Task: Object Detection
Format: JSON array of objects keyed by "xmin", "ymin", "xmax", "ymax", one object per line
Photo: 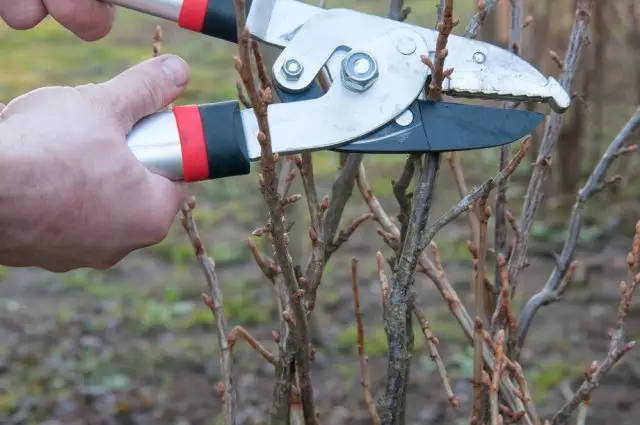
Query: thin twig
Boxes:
[
  {"xmin": 419, "ymin": 138, "xmax": 531, "ymax": 252},
  {"xmin": 414, "ymin": 299, "xmax": 459, "ymax": 408},
  {"xmin": 550, "ymin": 231, "xmax": 640, "ymax": 425},
  {"xmin": 228, "ymin": 326, "xmax": 278, "ymax": 366},
  {"xmin": 377, "ymin": 251, "xmax": 390, "ymax": 308},
  {"xmin": 507, "ymin": 0, "xmax": 595, "ymax": 295},
  {"xmin": 427, "ymin": 0, "xmax": 457, "ymax": 101},
  {"xmin": 471, "ymin": 316, "xmax": 485, "ymax": 425},
  {"xmin": 464, "ymin": 0, "xmax": 500, "ymax": 39},
  {"xmin": 351, "ymin": 258, "xmax": 381, "ymax": 425},
  {"xmin": 513, "ymin": 107, "xmax": 640, "ymax": 361},
  {"xmin": 490, "ymin": 330, "xmax": 506, "ymax": 425},
  {"xmin": 181, "ymin": 198, "xmax": 236, "ymax": 425}
]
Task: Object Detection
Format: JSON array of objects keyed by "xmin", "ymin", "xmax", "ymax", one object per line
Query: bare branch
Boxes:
[
  {"xmin": 228, "ymin": 326, "xmax": 278, "ymax": 366},
  {"xmin": 351, "ymin": 258, "xmax": 381, "ymax": 425},
  {"xmin": 358, "ymin": 150, "xmax": 530, "ymax": 416},
  {"xmin": 379, "ymin": 151, "xmax": 441, "ymax": 425},
  {"xmin": 490, "ymin": 330, "xmax": 506, "ymax": 425},
  {"xmin": 464, "ymin": 0, "xmax": 500, "ymax": 39},
  {"xmin": 181, "ymin": 197, "xmax": 236, "ymax": 425},
  {"xmin": 413, "ymin": 300, "xmax": 459, "ymax": 408},
  {"xmin": 550, "ymin": 233, "xmax": 640, "ymax": 425},
  {"xmin": 427, "ymin": 0, "xmax": 457, "ymax": 101},
  {"xmin": 471, "ymin": 316, "xmax": 485, "ymax": 425},
  {"xmin": 419, "ymin": 138, "xmax": 531, "ymax": 252},
  {"xmin": 513, "ymin": 107, "xmax": 640, "ymax": 361},
  {"xmin": 232, "ymin": 1, "xmax": 315, "ymax": 423},
  {"xmin": 507, "ymin": 0, "xmax": 595, "ymax": 294}
]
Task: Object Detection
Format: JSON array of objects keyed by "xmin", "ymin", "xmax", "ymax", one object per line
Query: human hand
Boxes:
[
  {"xmin": 0, "ymin": 54, "xmax": 190, "ymax": 272},
  {"xmin": 0, "ymin": 0, "xmax": 115, "ymax": 41}
]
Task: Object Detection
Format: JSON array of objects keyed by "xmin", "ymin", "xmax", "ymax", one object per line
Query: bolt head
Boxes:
[
  {"xmin": 282, "ymin": 59, "xmax": 303, "ymax": 80},
  {"xmin": 341, "ymin": 50, "xmax": 379, "ymax": 93}
]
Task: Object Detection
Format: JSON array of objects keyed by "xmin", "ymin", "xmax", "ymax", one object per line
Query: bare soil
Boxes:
[{"xmin": 2, "ymin": 163, "xmax": 639, "ymax": 425}]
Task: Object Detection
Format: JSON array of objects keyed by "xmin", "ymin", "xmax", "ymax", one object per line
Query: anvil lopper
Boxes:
[{"xmin": 103, "ymin": 0, "xmax": 572, "ymax": 182}]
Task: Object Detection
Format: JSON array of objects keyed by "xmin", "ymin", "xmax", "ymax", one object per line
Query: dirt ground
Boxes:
[{"xmin": 1, "ymin": 159, "xmax": 640, "ymax": 425}]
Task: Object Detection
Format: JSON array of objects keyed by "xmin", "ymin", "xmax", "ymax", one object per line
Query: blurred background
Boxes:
[{"xmin": 1, "ymin": 1, "xmax": 639, "ymax": 424}]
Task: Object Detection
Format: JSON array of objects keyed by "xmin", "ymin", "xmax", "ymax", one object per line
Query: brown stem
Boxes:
[
  {"xmin": 181, "ymin": 198, "xmax": 236, "ymax": 425},
  {"xmin": 427, "ymin": 0, "xmax": 457, "ymax": 102},
  {"xmin": 228, "ymin": 326, "xmax": 278, "ymax": 366},
  {"xmin": 232, "ymin": 1, "xmax": 315, "ymax": 423},
  {"xmin": 351, "ymin": 258, "xmax": 381, "ymax": 425},
  {"xmin": 513, "ymin": 107, "xmax": 640, "ymax": 361},
  {"xmin": 413, "ymin": 301, "xmax": 459, "ymax": 408},
  {"xmin": 550, "ymin": 237, "xmax": 639, "ymax": 425},
  {"xmin": 471, "ymin": 317, "xmax": 485, "ymax": 424},
  {"xmin": 506, "ymin": 0, "xmax": 595, "ymax": 296},
  {"xmin": 490, "ymin": 330, "xmax": 506, "ymax": 425},
  {"xmin": 379, "ymin": 152, "xmax": 441, "ymax": 425}
]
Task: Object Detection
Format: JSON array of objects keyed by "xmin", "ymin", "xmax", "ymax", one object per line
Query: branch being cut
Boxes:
[
  {"xmin": 232, "ymin": 1, "xmax": 315, "ymax": 424},
  {"xmin": 358, "ymin": 141, "xmax": 532, "ymax": 416},
  {"xmin": 550, "ymin": 224, "xmax": 640, "ymax": 425},
  {"xmin": 379, "ymin": 150, "xmax": 441, "ymax": 425},
  {"xmin": 181, "ymin": 198, "xmax": 236, "ymax": 425},
  {"xmin": 512, "ymin": 107, "xmax": 640, "ymax": 361},
  {"xmin": 427, "ymin": 0, "xmax": 456, "ymax": 101},
  {"xmin": 507, "ymin": 0, "xmax": 595, "ymax": 294}
]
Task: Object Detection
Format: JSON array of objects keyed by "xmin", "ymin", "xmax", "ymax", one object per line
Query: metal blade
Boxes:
[
  {"xmin": 419, "ymin": 101, "xmax": 543, "ymax": 151},
  {"xmin": 333, "ymin": 100, "xmax": 543, "ymax": 153},
  {"xmin": 247, "ymin": 0, "xmax": 323, "ymax": 47}
]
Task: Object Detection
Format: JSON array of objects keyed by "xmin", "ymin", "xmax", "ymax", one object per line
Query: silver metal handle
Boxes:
[
  {"xmin": 127, "ymin": 111, "xmax": 185, "ymax": 181},
  {"xmin": 103, "ymin": 0, "xmax": 183, "ymax": 21}
]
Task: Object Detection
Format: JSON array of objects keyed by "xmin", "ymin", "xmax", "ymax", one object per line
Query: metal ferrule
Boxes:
[
  {"xmin": 106, "ymin": 0, "xmax": 184, "ymax": 21},
  {"xmin": 126, "ymin": 111, "xmax": 184, "ymax": 181}
]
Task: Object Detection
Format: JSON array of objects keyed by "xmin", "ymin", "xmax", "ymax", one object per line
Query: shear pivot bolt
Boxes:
[
  {"xmin": 282, "ymin": 59, "xmax": 303, "ymax": 80},
  {"xmin": 341, "ymin": 50, "xmax": 379, "ymax": 93},
  {"xmin": 397, "ymin": 37, "xmax": 417, "ymax": 55},
  {"xmin": 473, "ymin": 51, "xmax": 486, "ymax": 64}
]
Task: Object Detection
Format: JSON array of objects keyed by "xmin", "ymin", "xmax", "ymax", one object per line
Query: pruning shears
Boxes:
[{"xmin": 104, "ymin": 0, "xmax": 571, "ymax": 182}]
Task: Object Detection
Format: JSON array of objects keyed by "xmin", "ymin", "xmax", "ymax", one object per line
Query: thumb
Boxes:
[{"xmin": 96, "ymin": 54, "xmax": 190, "ymax": 131}]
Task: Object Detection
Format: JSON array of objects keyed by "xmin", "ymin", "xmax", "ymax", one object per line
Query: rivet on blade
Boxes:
[
  {"xmin": 395, "ymin": 110, "xmax": 414, "ymax": 126},
  {"xmin": 396, "ymin": 37, "xmax": 417, "ymax": 55},
  {"xmin": 473, "ymin": 51, "xmax": 486, "ymax": 64}
]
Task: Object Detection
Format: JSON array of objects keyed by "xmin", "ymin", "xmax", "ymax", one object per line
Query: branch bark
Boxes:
[
  {"xmin": 232, "ymin": 2, "xmax": 315, "ymax": 423},
  {"xmin": 506, "ymin": 0, "xmax": 595, "ymax": 295},
  {"xmin": 550, "ymin": 222, "xmax": 640, "ymax": 425},
  {"xmin": 512, "ymin": 107, "xmax": 640, "ymax": 361},
  {"xmin": 181, "ymin": 198, "xmax": 236, "ymax": 425}
]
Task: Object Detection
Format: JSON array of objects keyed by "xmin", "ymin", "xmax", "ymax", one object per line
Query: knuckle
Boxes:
[
  {"xmin": 1, "ymin": 8, "xmax": 46, "ymax": 29},
  {"xmin": 44, "ymin": 0, "xmax": 112, "ymax": 41}
]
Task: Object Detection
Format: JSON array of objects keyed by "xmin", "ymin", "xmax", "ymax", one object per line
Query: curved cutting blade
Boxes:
[
  {"xmin": 419, "ymin": 101, "xmax": 544, "ymax": 151},
  {"xmin": 333, "ymin": 100, "xmax": 544, "ymax": 153}
]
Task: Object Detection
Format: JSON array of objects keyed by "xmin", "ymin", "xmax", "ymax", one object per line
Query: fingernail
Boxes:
[{"xmin": 161, "ymin": 55, "xmax": 189, "ymax": 87}]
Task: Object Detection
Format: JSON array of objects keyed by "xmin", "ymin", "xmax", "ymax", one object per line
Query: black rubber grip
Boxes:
[
  {"xmin": 198, "ymin": 101, "xmax": 251, "ymax": 179},
  {"xmin": 201, "ymin": 0, "xmax": 253, "ymax": 43}
]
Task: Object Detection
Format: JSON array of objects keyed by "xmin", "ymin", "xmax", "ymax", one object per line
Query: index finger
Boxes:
[{"xmin": 42, "ymin": 0, "xmax": 115, "ymax": 41}]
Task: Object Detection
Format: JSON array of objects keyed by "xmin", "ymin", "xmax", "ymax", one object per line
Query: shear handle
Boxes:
[{"xmin": 103, "ymin": 0, "xmax": 252, "ymax": 43}]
